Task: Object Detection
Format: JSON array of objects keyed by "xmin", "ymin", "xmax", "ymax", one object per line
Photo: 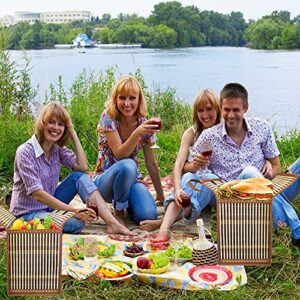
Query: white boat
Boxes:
[{"xmin": 54, "ymin": 44, "xmax": 75, "ymax": 49}]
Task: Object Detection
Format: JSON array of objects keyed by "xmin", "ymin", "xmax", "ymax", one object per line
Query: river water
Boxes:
[{"xmin": 10, "ymin": 47, "xmax": 300, "ymax": 135}]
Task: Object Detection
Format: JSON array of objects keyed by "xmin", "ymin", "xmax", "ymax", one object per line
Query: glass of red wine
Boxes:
[
  {"xmin": 198, "ymin": 142, "xmax": 212, "ymax": 173},
  {"xmin": 149, "ymin": 117, "xmax": 162, "ymax": 149}
]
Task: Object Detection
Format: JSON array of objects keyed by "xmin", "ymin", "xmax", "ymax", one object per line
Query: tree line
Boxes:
[{"xmin": 1, "ymin": 1, "xmax": 300, "ymax": 50}]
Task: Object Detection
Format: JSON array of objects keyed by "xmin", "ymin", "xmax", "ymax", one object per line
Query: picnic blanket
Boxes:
[
  {"xmin": 143, "ymin": 175, "xmax": 174, "ymax": 199},
  {"xmin": 62, "ymin": 234, "xmax": 247, "ymax": 291}
]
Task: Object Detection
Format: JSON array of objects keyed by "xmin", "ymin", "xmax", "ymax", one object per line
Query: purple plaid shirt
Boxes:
[
  {"xmin": 10, "ymin": 135, "xmax": 76, "ymax": 217},
  {"xmin": 188, "ymin": 117, "xmax": 280, "ymax": 181}
]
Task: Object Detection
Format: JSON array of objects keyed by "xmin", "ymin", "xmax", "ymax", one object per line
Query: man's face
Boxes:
[{"xmin": 221, "ymin": 97, "xmax": 247, "ymax": 130}]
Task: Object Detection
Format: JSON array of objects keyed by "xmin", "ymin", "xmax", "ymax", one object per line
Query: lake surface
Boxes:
[{"xmin": 10, "ymin": 47, "xmax": 300, "ymax": 135}]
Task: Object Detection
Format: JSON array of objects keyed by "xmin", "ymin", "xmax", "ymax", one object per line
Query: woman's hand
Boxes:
[
  {"xmin": 188, "ymin": 153, "xmax": 210, "ymax": 173},
  {"xmin": 134, "ymin": 119, "xmax": 160, "ymax": 137},
  {"xmin": 75, "ymin": 208, "xmax": 97, "ymax": 222},
  {"xmin": 262, "ymin": 160, "xmax": 273, "ymax": 179},
  {"xmin": 174, "ymin": 188, "xmax": 187, "ymax": 209}
]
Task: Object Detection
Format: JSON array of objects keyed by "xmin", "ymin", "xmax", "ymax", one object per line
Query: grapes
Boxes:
[
  {"xmin": 125, "ymin": 243, "xmax": 143, "ymax": 254},
  {"xmin": 148, "ymin": 252, "xmax": 169, "ymax": 269}
]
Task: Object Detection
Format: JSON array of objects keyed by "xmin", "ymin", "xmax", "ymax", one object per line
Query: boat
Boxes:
[{"xmin": 54, "ymin": 44, "xmax": 75, "ymax": 49}]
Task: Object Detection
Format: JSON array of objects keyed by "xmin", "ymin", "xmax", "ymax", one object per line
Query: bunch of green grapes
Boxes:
[
  {"xmin": 165, "ymin": 246, "xmax": 176, "ymax": 257},
  {"xmin": 149, "ymin": 252, "xmax": 169, "ymax": 269},
  {"xmin": 177, "ymin": 245, "xmax": 192, "ymax": 258}
]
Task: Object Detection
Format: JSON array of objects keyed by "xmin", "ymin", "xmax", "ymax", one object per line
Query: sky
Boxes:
[{"xmin": 0, "ymin": 0, "xmax": 299, "ymax": 20}]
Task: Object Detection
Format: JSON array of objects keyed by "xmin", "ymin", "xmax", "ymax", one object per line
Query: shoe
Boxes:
[{"xmin": 292, "ymin": 238, "xmax": 300, "ymax": 250}]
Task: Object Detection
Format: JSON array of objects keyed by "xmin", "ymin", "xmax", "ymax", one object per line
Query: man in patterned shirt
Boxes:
[{"xmin": 187, "ymin": 83, "xmax": 300, "ymax": 249}]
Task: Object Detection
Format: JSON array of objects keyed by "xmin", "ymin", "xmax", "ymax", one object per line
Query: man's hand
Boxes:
[
  {"xmin": 189, "ymin": 153, "xmax": 210, "ymax": 173},
  {"xmin": 262, "ymin": 160, "xmax": 273, "ymax": 179}
]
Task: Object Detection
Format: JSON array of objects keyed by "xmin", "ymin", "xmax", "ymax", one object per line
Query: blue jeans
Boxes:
[
  {"xmin": 164, "ymin": 171, "xmax": 218, "ymax": 221},
  {"xmin": 22, "ymin": 172, "xmax": 97, "ymax": 233},
  {"xmin": 236, "ymin": 164, "xmax": 300, "ymax": 240},
  {"xmin": 93, "ymin": 159, "xmax": 157, "ymax": 223}
]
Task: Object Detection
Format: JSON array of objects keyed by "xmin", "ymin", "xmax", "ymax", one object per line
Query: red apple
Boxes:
[
  {"xmin": 137, "ymin": 257, "xmax": 149, "ymax": 269},
  {"xmin": 147, "ymin": 260, "xmax": 153, "ymax": 269}
]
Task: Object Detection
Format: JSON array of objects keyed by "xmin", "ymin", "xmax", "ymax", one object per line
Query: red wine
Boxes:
[
  {"xmin": 149, "ymin": 117, "xmax": 162, "ymax": 130},
  {"xmin": 181, "ymin": 194, "xmax": 191, "ymax": 208},
  {"xmin": 87, "ymin": 204, "xmax": 98, "ymax": 216},
  {"xmin": 0, "ymin": 226, "xmax": 5, "ymax": 232},
  {"xmin": 201, "ymin": 150, "xmax": 212, "ymax": 157}
]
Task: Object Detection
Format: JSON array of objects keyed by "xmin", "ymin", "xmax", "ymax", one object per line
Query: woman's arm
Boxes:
[
  {"xmin": 32, "ymin": 189, "xmax": 96, "ymax": 221},
  {"xmin": 107, "ymin": 119, "xmax": 158, "ymax": 160},
  {"xmin": 70, "ymin": 128, "xmax": 88, "ymax": 172},
  {"xmin": 143, "ymin": 144, "xmax": 165, "ymax": 203}
]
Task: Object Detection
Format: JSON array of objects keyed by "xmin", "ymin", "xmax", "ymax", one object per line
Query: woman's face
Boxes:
[
  {"xmin": 43, "ymin": 116, "xmax": 65, "ymax": 144},
  {"xmin": 197, "ymin": 102, "xmax": 218, "ymax": 129},
  {"xmin": 116, "ymin": 90, "xmax": 139, "ymax": 118}
]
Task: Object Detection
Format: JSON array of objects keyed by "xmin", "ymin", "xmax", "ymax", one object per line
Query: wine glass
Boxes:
[
  {"xmin": 198, "ymin": 142, "xmax": 212, "ymax": 174},
  {"xmin": 171, "ymin": 232, "xmax": 183, "ymax": 264},
  {"xmin": 149, "ymin": 117, "xmax": 162, "ymax": 149}
]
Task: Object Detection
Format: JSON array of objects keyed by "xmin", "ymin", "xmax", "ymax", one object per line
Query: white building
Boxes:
[
  {"xmin": 0, "ymin": 15, "xmax": 14, "ymax": 26},
  {"xmin": 14, "ymin": 11, "xmax": 41, "ymax": 24},
  {"xmin": 0, "ymin": 10, "xmax": 92, "ymax": 25},
  {"xmin": 40, "ymin": 11, "xmax": 91, "ymax": 24}
]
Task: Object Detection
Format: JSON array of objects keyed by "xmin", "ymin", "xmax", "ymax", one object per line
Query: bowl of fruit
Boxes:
[
  {"xmin": 123, "ymin": 243, "xmax": 144, "ymax": 257},
  {"xmin": 165, "ymin": 244, "xmax": 193, "ymax": 263},
  {"xmin": 136, "ymin": 252, "xmax": 170, "ymax": 274},
  {"xmin": 149, "ymin": 230, "xmax": 171, "ymax": 252}
]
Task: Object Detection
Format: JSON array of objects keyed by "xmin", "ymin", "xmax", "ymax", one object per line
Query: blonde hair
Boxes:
[
  {"xmin": 35, "ymin": 102, "xmax": 73, "ymax": 147},
  {"xmin": 105, "ymin": 75, "xmax": 147, "ymax": 119},
  {"xmin": 192, "ymin": 89, "xmax": 221, "ymax": 140}
]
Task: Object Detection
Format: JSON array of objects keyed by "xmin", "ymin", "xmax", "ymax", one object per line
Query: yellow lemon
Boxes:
[{"xmin": 12, "ymin": 219, "xmax": 24, "ymax": 230}]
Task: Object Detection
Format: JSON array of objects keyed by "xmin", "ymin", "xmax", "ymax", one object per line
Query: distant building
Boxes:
[
  {"xmin": 40, "ymin": 11, "xmax": 91, "ymax": 24},
  {"xmin": 72, "ymin": 34, "xmax": 93, "ymax": 47},
  {"xmin": 0, "ymin": 10, "xmax": 91, "ymax": 26},
  {"xmin": 0, "ymin": 15, "xmax": 14, "ymax": 26}
]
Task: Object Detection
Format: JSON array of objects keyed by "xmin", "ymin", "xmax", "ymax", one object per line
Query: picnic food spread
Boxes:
[{"xmin": 218, "ymin": 177, "xmax": 274, "ymax": 200}]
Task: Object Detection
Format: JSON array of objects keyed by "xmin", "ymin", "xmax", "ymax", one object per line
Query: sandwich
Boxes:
[
  {"xmin": 243, "ymin": 177, "xmax": 273, "ymax": 189},
  {"xmin": 218, "ymin": 180, "xmax": 241, "ymax": 197},
  {"xmin": 230, "ymin": 181, "xmax": 274, "ymax": 200}
]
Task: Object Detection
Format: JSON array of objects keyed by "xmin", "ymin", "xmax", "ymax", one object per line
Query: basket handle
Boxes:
[
  {"xmin": 188, "ymin": 178, "xmax": 224, "ymax": 192},
  {"xmin": 0, "ymin": 206, "xmax": 16, "ymax": 229},
  {"xmin": 48, "ymin": 210, "xmax": 76, "ymax": 229}
]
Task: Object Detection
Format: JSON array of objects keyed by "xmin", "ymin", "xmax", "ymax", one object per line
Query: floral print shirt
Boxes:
[{"xmin": 94, "ymin": 110, "xmax": 155, "ymax": 177}]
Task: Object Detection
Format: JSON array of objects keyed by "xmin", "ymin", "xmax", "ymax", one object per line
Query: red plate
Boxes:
[{"xmin": 188, "ymin": 265, "xmax": 232, "ymax": 286}]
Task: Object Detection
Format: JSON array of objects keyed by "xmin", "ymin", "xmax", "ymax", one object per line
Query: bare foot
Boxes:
[
  {"xmin": 140, "ymin": 219, "xmax": 163, "ymax": 232},
  {"xmin": 114, "ymin": 210, "xmax": 126, "ymax": 227},
  {"xmin": 106, "ymin": 222, "xmax": 135, "ymax": 236}
]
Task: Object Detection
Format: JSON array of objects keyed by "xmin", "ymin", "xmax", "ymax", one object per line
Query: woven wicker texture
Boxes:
[
  {"xmin": 192, "ymin": 246, "xmax": 218, "ymax": 266},
  {"xmin": 7, "ymin": 230, "xmax": 62, "ymax": 296},
  {"xmin": 0, "ymin": 206, "xmax": 16, "ymax": 229},
  {"xmin": 48, "ymin": 210, "xmax": 75, "ymax": 228}
]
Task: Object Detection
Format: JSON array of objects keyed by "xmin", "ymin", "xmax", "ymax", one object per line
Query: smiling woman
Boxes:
[
  {"xmin": 91, "ymin": 75, "xmax": 165, "ymax": 227},
  {"xmin": 9, "ymin": 102, "xmax": 133, "ymax": 236}
]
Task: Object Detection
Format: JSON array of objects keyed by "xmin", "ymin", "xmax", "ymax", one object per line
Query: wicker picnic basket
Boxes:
[
  {"xmin": 190, "ymin": 174, "xmax": 299, "ymax": 266},
  {"xmin": 0, "ymin": 206, "xmax": 74, "ymax": 296}
]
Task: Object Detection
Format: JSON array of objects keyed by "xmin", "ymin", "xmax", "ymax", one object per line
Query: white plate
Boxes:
[{"xmin": 168, "ymin": 256, "xmax": 192, "ymax": 263}]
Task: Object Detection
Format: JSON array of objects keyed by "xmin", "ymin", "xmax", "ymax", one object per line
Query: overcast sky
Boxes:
[{"xmin": 1, "ymin": 0, "xmax": 299, "ymax": 20}]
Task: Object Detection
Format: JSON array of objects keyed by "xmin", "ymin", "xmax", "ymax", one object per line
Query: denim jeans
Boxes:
[
  {"xmin": 93, "ymin": 159, "xmax": 157, "ymax": 223},
  {"xmin": 236, "ymin": 164, "xmax": 300, "ymax": 240},
  {"xmin": 21, "ymin": 172, "xmax": 97, "ymax": 233},
  {"xmin": 164, "ymin": 171, "xmax": 218, "ymax": 221}
]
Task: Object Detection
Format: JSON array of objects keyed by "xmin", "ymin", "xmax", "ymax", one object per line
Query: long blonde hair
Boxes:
[
  {"xmin": 35, "ymin": 102, "xmax": 73, "ymax": 147},
  {"xmin": 105, "ymin": 75, "xmax": 147, "ymax": 120},
  {"xmin": 192, "ymin": 89, "xmax": 221, "ymax": 140}
]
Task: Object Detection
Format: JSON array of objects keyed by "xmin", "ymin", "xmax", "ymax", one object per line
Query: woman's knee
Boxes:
[
  {"xmin": 63, "ymin": 217, "xmax": 85, "ymax": 234},
  {"xmin": 118, "ymin": 159, "xmax": 138, "ymax": 177},
  {"xmin": 69, "ymin": 171, "xmax": 86, "ymax": 182},
  {"xmin": 239, "ymin": 166, "xmax": 263, "ymax": 179}
]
